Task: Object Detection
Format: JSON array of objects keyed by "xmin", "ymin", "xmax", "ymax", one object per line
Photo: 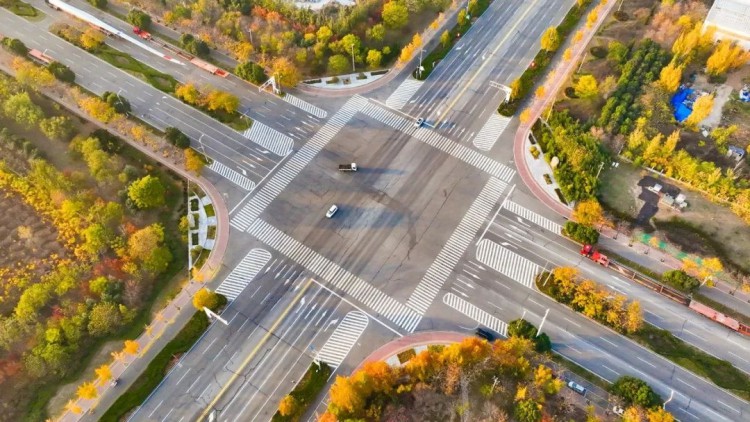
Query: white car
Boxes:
[
  {"xmin": 415, "ymin": 117, "xmax": 424, "ymax": 127},
  {"xmin": 325, "ymin": 205, "xmax": 339, "ymax": 218},
  {"xmin": 567, "ymin": 380, "xmax": 586, "ymax": 395},
  {"xmin": 612, "ymin": 406, "xmax": 625, "ymax": 416}
]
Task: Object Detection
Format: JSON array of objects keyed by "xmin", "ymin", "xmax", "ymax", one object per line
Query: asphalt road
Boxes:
[{"xmin": 6, "ymin": 0, "xmax": 750, "ymax": 420}]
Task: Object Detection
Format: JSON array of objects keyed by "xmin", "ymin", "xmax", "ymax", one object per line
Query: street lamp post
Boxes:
[{"xmin": 351, "ymin": 44, "xmax": 355, "ymax": 73}]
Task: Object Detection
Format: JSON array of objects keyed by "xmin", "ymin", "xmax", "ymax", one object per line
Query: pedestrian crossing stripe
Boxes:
[
  {"xmin": 247, "ymin": 219, "xmax": 422, "ymax": 332},
  {"xmin": 315, "ymin": 311, "xmax": 369, "ymax": 368},
  {"xmin": 385, "ymin": 78, "xmax": 423, "ymax": 110},
  {"xmin": 360, "ymin": 102, "xmax": 516, "ymax": 183},
  {"xmin": 283, "ymin": 93, "xmax": 327, "ymax": 119},
  {"xmin": 472, "ymin": 113, "xmax": 511, "ymax": 151},
  {"xmin": 231, "ymin": 96, "xmax": 367, "ymax": 232},
  {"xmin": 242, "ymin": 121, "xmax": 294, "ymax": 157},
  {"xmin": 443, "ymin": 293, "xmax": 508, "ymax": 337},
  {"xmin": 407, "ymin": 178, "xmax": 507, "ymax": 315},
  {"xmin": 475, "ymin": 239, "xmax": 540, "ymax": 289},
  {"xmin": 503, "ymin": 200, "xmax": 563, "ymax": 235},
  {"xmin": 215, "ymin": 248, "xmax": 272, "ymax": 300},
  {"xmin": 207, "ymin": 160, "xmax": 256, "ymax": 191}
]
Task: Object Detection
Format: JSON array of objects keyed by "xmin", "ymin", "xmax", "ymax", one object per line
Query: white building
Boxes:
[{"xmin": 703, "ymin": 0, "xmax": 750, "ymax": 50}]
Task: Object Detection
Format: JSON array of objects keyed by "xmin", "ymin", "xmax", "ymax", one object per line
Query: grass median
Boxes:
[
  {"xmin": 271, "ymin": 362, "xmax": 331, "ymax": 422},
  {"xmin": 100, "ymin": 295, "xmax": 227, "ymax": 421}
]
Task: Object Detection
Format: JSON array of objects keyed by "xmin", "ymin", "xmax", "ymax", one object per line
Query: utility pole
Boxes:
[
  {"xmin": 351, "ymin": 43, "xmax": 355, "ymax": 73},
  {"xmin": 537, "ymin": 309, "xmax": 550, "ymax": 336}
]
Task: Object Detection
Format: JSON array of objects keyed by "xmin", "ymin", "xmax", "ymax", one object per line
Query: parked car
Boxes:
[
  {"xmin": 415, "ymin": 117, "xmax": 424, "ymax": 127},
  {"xmin": 567, "ymin": 380, "xmax": 586, "ymax": 395},
  {"xmin": 475, "ymin": 327, "xmax": 495, "ymax": 341},
  {"xmin": 325, "ymin": 205, "xmax": 339, "ymax": 218},
  {"xmin": 612, "ymin": 405, "xmax": 625, "ymax": 416}
]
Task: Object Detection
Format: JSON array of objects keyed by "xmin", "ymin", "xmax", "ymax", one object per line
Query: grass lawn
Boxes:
[
  {"xmin": 2, "ymin": 0, "xmax": 43, "ymax": 20},
  {"xmin": 271, "ymin": 362, "xmax": 332, "ymax": 422},
  {"xmin": 95, "ymin": 45, "xmax": 178, "ymax": 92}
]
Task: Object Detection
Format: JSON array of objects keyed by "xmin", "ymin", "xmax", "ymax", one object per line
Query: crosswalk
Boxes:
[
  {"xmin": 283, "ymin": 93, "xmax": 327, "ymax": 119},
  {"xmin": 503, "ymin": 201, "xmax": 563, "ymax": 235},
  {"xmin": 407, "ymin": 178, "xmax": 507, "ymax": 315},
  {"xmin": 476, "ymin": 239, "xmax": 540, "ymax": 289},
  {"xmin": 231, "ymin": 96, "xmax": 367, "ymax": 232},
  {"xmin": 215, "ymin": 248, "xmax": 272, "ymax": 300},
  {"xmin": 207, "ymin": 160, "xmax": 256, "ymax": 191},
  {"xmin": 315, "ymin": 311, "xmax": 369, "ymax": 368},
  {"xmin": 242, "ymin": 121, "xmax": 294, "ymax": 157},
  {"xmin": 443, "ymin": 293, "xmax": 508, "ymax": 337},
  {"xmin": 472, "ymin": 113, "xmax": 511, "ymax": 151},
  {"xmin": 360, "ymin": 102, "xmax": 516, "ymax": 183},
  {"xmin": 385, "ymin": 78, "xmax": 423, "ymax": 109},
  {"xmin": 247, "ymin": 219, "xmax": 422, "ymax": 332}
]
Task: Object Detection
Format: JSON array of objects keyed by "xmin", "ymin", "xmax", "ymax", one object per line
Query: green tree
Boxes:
[
  {"xmin": 366, "ymin": 23, "xmax": 386, "ymax": 43},
  {"xmin": 48, "ymin": 61, "xmax": 76, "ymax": 83},
  {"xmin": 662, "ymin": 270, "xmax": 699, "ymax": 292},
  {"xmin": 128, "ymin": 223, "xmax": 173, "ymax": 274},
  {"xmin": 180, "ymin": 34, "xmax": 210, "ymax": 58},
  {"xmin": 88, "ymin": 0, "xmax": 106, "ymax": 8},
  {"xmin": 205, "ymin": 90, "xmax": 239, "ymax": 114},
  {"xmin": 610, "ymin": 376, "xmax": 661, "ymax": 408},
  {"xmin": 607, "ymin": 40, "xmax": 629, "ymax": 66},
  {"xmin": 88, "ymin": 302, "xmax": 124, "ymax": 337},
  {"xmin": 102, "ymin": 91, "xmax": 131, "ymax": 114},
  {"xmin": 317, "ymin": 26, "xmax": 333, "ymax": 44},
  {"xmin": 328, "ymin": 54, "xmax": 351, "ymax": 74},
  {"xmin": 39, "ymin": 116, "xmax": 74, "ymax": 142},
  {"xmin": 540, "ymin": 26, "xmax": 560, "ymax": 52},
  {"xmin": 126, "ymin": 9, "xmax": 151, "ymax": 30},
  {"xmin": 440, "ymin": 30, "xmax": 451, "ymax": 48},
  {"xmin": 15, "ymin": 283, "xmax": 52, "ymax": 322},
  {"xmin": 128, "ymin": 175, "xmax": 166, "ymax": 209},
  {"xmin": 235, "ymin": 61, "xmax": 267, "ymax": 84},
  {"xmin": 80, "ymin": 28, "xmax": 106, "ymax": 50},
  {"xmin": 574, "ymin": 75, "xmax": 599, "ymax": 99},
  {"xmin": 79, "ymin": 223, "xmax": 111, "ymax": 257},
  {"xmin": 165, "ymin": 127, "xmax": 191, "ymax": 148},
  {"xmin": 340, "ymin": 34, "xmax": 362, "ymax": 59},
  {"xmin": 2, "ymin": 38, "xmax": 29, "ymax": 56},
  {"xmin": 457, "ymin": 8, "xmax": 468, "ymax": 26},
  {"xmin": 515, "ymin": 399, "xmax": 542, "ymax": 422},
  {"xmin": 366, "ymin": 49, "xmax": 383, "ymax": 69},
  {"xmin": 3, "ymin": 92, "xmax": 44, "ymax": 129},
  {"xmin": 382, "ymin": 1, "xmax": 409, "ymax": 29}
]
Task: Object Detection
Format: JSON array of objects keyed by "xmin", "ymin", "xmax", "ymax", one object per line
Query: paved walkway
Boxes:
[{"xmin": 354, "ymin": 331, "xmax": 469, "ymax": 372}]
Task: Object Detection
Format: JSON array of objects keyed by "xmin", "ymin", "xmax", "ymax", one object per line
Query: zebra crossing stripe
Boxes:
[
  {"xmin": 406, "ymin": 178, "xmax": 507, "ymax": 315},
  {"xmin": 215, "ymin": 248, "xmax": 272, "ymax": 300},
  {"xmin": 472, "ymin": 113, "xmax": 511, "ymax": 151},
  {"xmin": 283, "ymin": 93, "xmax": 327, "ymax": 119},
  {"xmin": 247, "ymin": 219, "xmax": 422, "ymax": 332},
  {"xmin": 503, "ymin": 201, "xmax": 563, "ymax": 235},
  {"xmin": 207, "ymin": 160, "xmax": 256, "ymax": 191},
  {"xmin": 476, "ymin": 239, "xmax": 540, "ymax": 289},
  {"xmin": 315, "ymin": 311, "xmax": 369, "ymax": 368},
  {"xmin": 385, "ymin": 78, "xmax": 423, "ymax": 109},
  {"xmin": 242, "ymin": 122, "xmax": 293, "ymax": 157},
  {"xmin": 231, "ymin": 96, "xmax": 367, "ymax": 232},
  {"xmin": 443, "ymin": 293, "xmax": 508, "ymax": 337},
  {"xmin": 360, "ymin": 102, "xmax": 516, "ymax": 183}
]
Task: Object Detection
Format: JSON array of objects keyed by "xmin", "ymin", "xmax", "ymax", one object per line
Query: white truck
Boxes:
[{"xmin": 338, "ymin": 163, "xmax": 358, "ymax": 172}]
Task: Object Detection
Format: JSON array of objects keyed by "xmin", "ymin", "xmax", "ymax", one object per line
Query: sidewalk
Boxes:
[{"xmin": 0, "ymin": 51, "xmax": 229, "ymax": 421}]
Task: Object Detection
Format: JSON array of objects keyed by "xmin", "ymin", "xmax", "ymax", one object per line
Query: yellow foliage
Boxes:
[
  {"xmin": 80, "ymin": 28, "xmax": 105, "ymax": 50},
  {"xmin": 572, "ymin": 198, "xmax": 604, "ymax": 226},
  {"xmin": 563, "ymin": 48, "xmax": 572, "ymax": 61},
  {"xmin": 658, "ymin": 61, "xmax": 683, "ymax": 92},
  {"xmin": 278, "ymin": 394, "xmax": 297, "ymax": 416},
  {"xmin": 65, "ymin": 400, "xmax": 82, "ymax": 414},
  {"xmin": 184, "ymin": 148, "xmax": 206, "ymax": 175},
  {"xmin": 535, "ymin": 85, "xmax": 545, "ymax": 98},
  {"xmin": 574, "ymin": 30, "xmax": 584, "ymax": 43},
  {"xmin": 684, "ymin": 94, "xmax": 714, "ymax": 128},
  {"xmin": 586, "ymin": 8, "xmax": 598, "ymax": 28},
  {"xmin": 124, "ymin": 339, "xmax": 140, "ymax": 355},
  {"xmin": 574, "ymin": 75, "xmax": 599, "ymax": 99},
  {"xmin": 706, "ymin": 40, "xmax": 750, "ymax": 76},
  {"xmin": 175, "ymin": 83, "xmax": 202, "ymax": 105},
  {"xmin": 95, "ymin": 364, "xmax": 112, "ymax": 383},
  {"xmin": 519, "ymin": 108, "xmax": 532, "ymax": 124},
  {"xmin": 78, "ymin": 97, "xmax": 117, "ymax": 123},
  {"xmin": 11, "ymin": 57, "xmax": 55, "ymax": 89},
  {"xmin": 540, "ymin": 27, "xmax": 560, "ymax": 52},
  {"xmin": 76, "ymin": 382, "xmax": 98, "ymax": 400}
]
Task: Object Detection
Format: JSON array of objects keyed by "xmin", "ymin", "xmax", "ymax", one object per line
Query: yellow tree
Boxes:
[
  {"xmin": 624, "ymin": 301, "xmax": 643, "ymax": 333},
  {"xmin": 175, "ymin": 83, "xmax": 201, "ymax": 105},
  {"xmin": 699, "ymin": 257, "xmax": 723, "ymax": 280},
  {"xmin": 540, "ymin": 27, "xmax": 560, "ymax": 52},
  {"xmin": 574, "ymin": 30, "xmax": 584, "ymax": 43},
  {"xmin": 572, "ymin": 199, "xmax": 604, "ymax": 226},
  {"xmin": 278, "ymin": 394, "xmax": 297, "ymax": 417},
  {"xmin": 192, "ymin": 288, "xmax": 220, "ymax": 310},
  {"xmin": 80, "ymin": 28, "xmax": 105, "ymax": 50},
  {"xmin": 586, "ymin": 8, "xmax": 599, "ymax": 28},
  {"xmin": 658, "ymin": 61, "xmax": 683, "ymax": 92},
  {"xmin": 124, "ymin": 339, "xmax": 140, "ymax": 355},
  {"xmin": 535, "ymin": 85, "xmax": 545, "ymax": 98},
  {"xmin": 574, "ymin": 75, "xmax": 598, "ymax": 99},
  {"xmin": 205, "ymin": 90, "xmax": 239, "ymax": 114},
  {"xmin": 76, "ymin": 382, "xmax": 98, "ymax": 400},
  {"xmin": 681, "ymin": 258, "xmax": 699, "ymax": 275},
  {"xmin": 12, "ymin": 57, "xmax": 55, "ymax": 89},
  {"xmin": 95, "ymin": 364, "xmax": 112, "ymax": 384},
  {"xmin": 685, "ymin": 94, "xmax": 714, "ymax": 128},
  {"xmin": 706, "ymin": 40, "xmax": 750, "ymax": 76},
  {"xmin": 328, "ymin": 375, "xmax": 366, "ymax": 416},
  {"xmin": 647, "ymin": 407, "xmax": 674, "ymax": 422},
  {"xmin": 79, "ymin": 97, "xmax": 117, "ymax": 123},
  {"xmin": 184, "ymin": 148, "xmax": 206, "ymax": 175},
  {"xmin": 533, "ymin": 364, "xmax": 563, "ymax": 395},
  {"xmin": 519, "ymin": 108, "xmax": 532, "ymax": 124},
  {"xmin": 271, "ymin": 57, "xmax": 301, "ymax": 88},
  {"xmin": 65, "ymin": 399, "xmax": 82, "ymax": 414},
  {"xmin": 563, "ymin": 48, "xmax": 573, "ymax": 61},
  {"xmin": 623, "ymin": 406, "xmax": 647, "ymax": 422}
]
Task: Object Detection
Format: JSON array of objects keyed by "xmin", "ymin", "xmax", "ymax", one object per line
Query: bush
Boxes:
[
  {"xmin": 235, "ymin": 61, "xmax": 267, "ymax": 84},
  {"xmin": 590, "ymin": 46, "xmax": 607, "ymax": 59},
  {"xmin": 662, "ymin": 270, "xmax": 699, "ymax": 293},
  {"xmin": 165, "ymin": 127, "xmax": 191, "ymax": 148},
  {"xmin": 529, "ymin": 145, "xmax": 540, "ymax": 159},
  {"xmin": 609, "ymin": 376, "xmax": 662, "ymax": 408},
  {"xmin": 271, "ymin": 362, "xmax": 332, "ymax": 422},
  {"xmin": 507, "ymin": 319, "xmax": 552, "ymax": 353},
  {"xmin": 102, "ymin": 91, "xmax": 131, "ymax": 114},
  {"xmin": 48, "ymin": 61, "xmax": 75, "ymax": 83},
  {"xmin": 2, "ymin": 37, "xmax": 29, "ymax": 56},
  {"xmin": 563, "ymin": 221, "xmax": 599, "ymax": 244},
  {"xmin": 180, "ymin": 33, "xmax": 210, "ymax": 58},
  {"xmin": 88, "ymin": 0, "xmax": 106, "ymax": 8},
  {"xmin": 126, "ymin": 9, "xmax": 151, "ymax": 30},
  {"xmin": 613, "ymin": 11, "xmax": 629, "ymax": 21}
]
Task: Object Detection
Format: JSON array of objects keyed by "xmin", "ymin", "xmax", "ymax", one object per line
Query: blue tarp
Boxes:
[
  {"xmin": 671, "ymin": 88, "xmax": 694, "ymax": 122},
  {"xmin": 740, "ymin": 88, "xmax": 750, "ymax": 102}
]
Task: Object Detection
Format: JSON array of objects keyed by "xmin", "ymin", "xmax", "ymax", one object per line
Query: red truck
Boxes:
[
  {"xmin": 133, "ymin": 27, "xmax": 152, "ymax": 40},
  {"xmin": 580, "ymin": 244, "xmax": 609, "ymax": 267}
]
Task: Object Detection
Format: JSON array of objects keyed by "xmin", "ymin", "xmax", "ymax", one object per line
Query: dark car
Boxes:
[{"xmin": 475, "ymin": 327, "xmax": 495, "ymax": 341}]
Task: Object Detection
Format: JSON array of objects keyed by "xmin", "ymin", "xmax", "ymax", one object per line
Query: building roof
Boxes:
[{"xmin": 705, "ymin": 0, "xmax": 750, "ymax": 44}]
